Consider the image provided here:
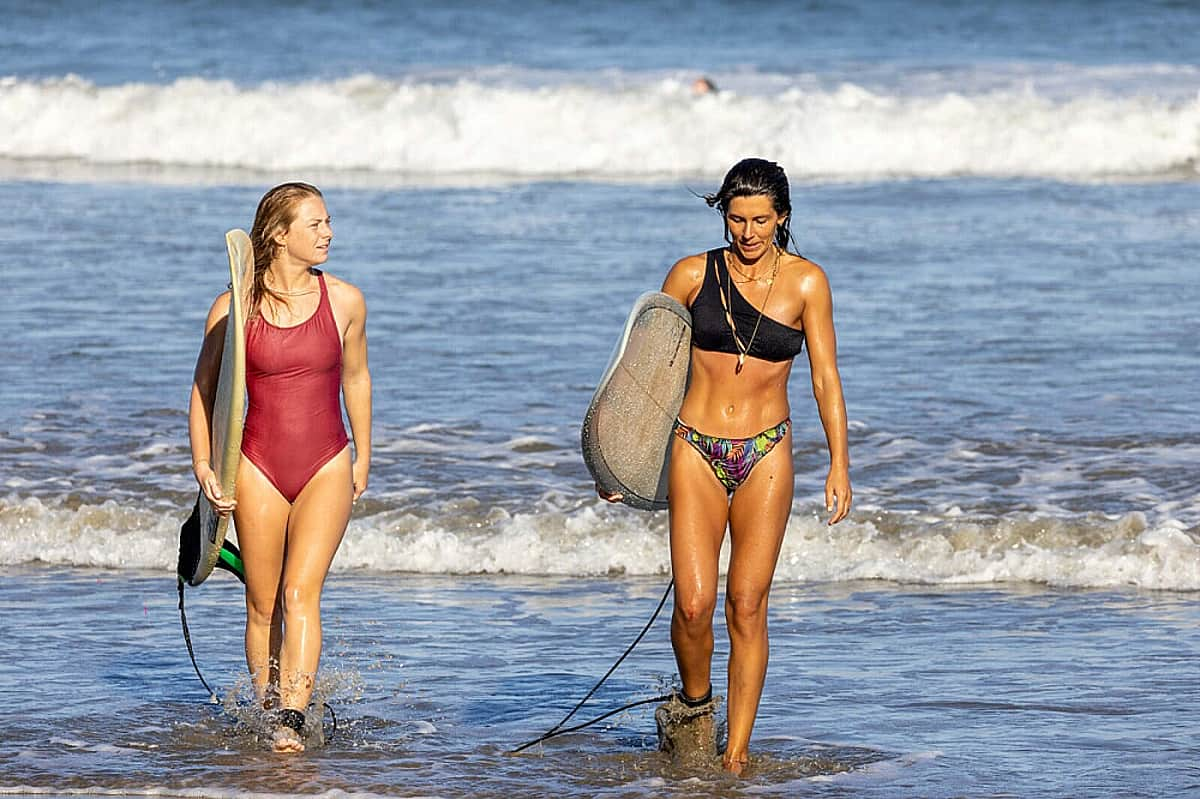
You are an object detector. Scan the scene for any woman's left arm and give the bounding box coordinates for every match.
[800,265,852,524]
[339,284,372,501]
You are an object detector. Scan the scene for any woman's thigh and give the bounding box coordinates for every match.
[234,456,292,608]
[669,437,731,605]
[282,447,353,592]
[727,436,793,600]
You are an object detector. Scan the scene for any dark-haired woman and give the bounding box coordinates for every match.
[189,182,372,753]
[635,158,851,773]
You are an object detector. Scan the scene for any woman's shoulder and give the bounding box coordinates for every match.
[321,271,364,299]
[320,270,367,316]
[206,288,233,317]
[665,250,710,281]
[661,251,709,302]
[779,251,830,294]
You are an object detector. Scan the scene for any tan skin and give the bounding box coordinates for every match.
[601,194,850,774]
[189,196,372,753]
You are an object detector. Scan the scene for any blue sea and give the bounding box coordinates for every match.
[1,1,1198,797]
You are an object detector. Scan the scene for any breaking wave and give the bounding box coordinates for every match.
[3,495,1197,591]
[1,69,1196,183]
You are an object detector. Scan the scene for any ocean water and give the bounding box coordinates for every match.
[1,1,1198,797]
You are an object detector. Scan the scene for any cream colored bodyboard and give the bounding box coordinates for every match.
[189,229,252,585]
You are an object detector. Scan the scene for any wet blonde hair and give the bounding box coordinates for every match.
[247,181,324,318]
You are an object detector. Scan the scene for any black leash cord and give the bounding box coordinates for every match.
[509,693,673,754]
[509,578,674,754]
[178,578,219,703]
[323,701,338,739]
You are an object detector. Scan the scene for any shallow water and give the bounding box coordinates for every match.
[2,568,1199,797]
[2,2,1199,796]
[2,178,1197,591]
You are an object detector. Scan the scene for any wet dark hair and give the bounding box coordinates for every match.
[704,158,793,251]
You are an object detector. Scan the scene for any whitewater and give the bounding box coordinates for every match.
[2,66,1197,182]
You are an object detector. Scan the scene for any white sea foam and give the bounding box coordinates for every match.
[47,737,133,755]
[3,495,1197,591]
[0,72,1196,184]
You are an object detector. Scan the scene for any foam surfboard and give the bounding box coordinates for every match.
[582,292,691,510]
[178,229,252,587]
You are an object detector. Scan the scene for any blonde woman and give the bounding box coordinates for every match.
[189,182,371,752]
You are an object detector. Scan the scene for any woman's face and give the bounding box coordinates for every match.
[275,195,332,267]
[725,194,784,262]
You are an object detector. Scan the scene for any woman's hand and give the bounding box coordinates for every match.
[352,458,370,502]
[596,484,623,503]
[825,466,851,525]
[194,460,236,516]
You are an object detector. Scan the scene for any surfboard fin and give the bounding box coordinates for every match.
[215,539,246,584]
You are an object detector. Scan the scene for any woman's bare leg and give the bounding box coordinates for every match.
[233,458,291,704]
[276,448,353,720]
[668,437,731,701]
[722,435,793,774]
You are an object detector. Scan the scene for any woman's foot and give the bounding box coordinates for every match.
[722,750,749,775]
[272,726,304,753]
[655,687,718,766]
[272,708,306,753]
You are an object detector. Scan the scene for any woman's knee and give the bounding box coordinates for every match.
[245,592,278,628]
[725,588,768,632]
[674,592,718,628]
[279,581,321,619]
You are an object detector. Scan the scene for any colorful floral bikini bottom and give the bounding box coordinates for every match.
[672,418,791,493]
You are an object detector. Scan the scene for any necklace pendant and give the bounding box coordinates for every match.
[735,355,745,374]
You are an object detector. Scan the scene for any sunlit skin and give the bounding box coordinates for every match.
[601,193,851,774]
[189,195,372,753]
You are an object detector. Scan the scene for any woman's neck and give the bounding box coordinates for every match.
[266,260,315,293]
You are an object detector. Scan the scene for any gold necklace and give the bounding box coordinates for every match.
[265,272,318,297]
[726,248,776,285]
[268,286,317,297]
[720,246,781,374]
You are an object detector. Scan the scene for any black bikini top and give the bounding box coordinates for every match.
[690,248,806,362]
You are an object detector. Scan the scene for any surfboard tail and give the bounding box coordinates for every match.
[178,494,245,586]
[177,496,203,585]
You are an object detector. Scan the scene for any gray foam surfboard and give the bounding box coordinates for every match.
[582,292,691,510]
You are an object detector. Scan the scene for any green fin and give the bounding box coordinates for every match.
[215,540,246,584]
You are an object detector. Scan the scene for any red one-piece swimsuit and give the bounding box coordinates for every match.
[241,272,349,503]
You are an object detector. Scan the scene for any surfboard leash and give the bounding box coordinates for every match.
[509,578,674,754]
[177,540,246,703]
[177,577,220,703]
[509,693,672,754]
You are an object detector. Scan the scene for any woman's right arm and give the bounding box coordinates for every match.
[188,292,236,515]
